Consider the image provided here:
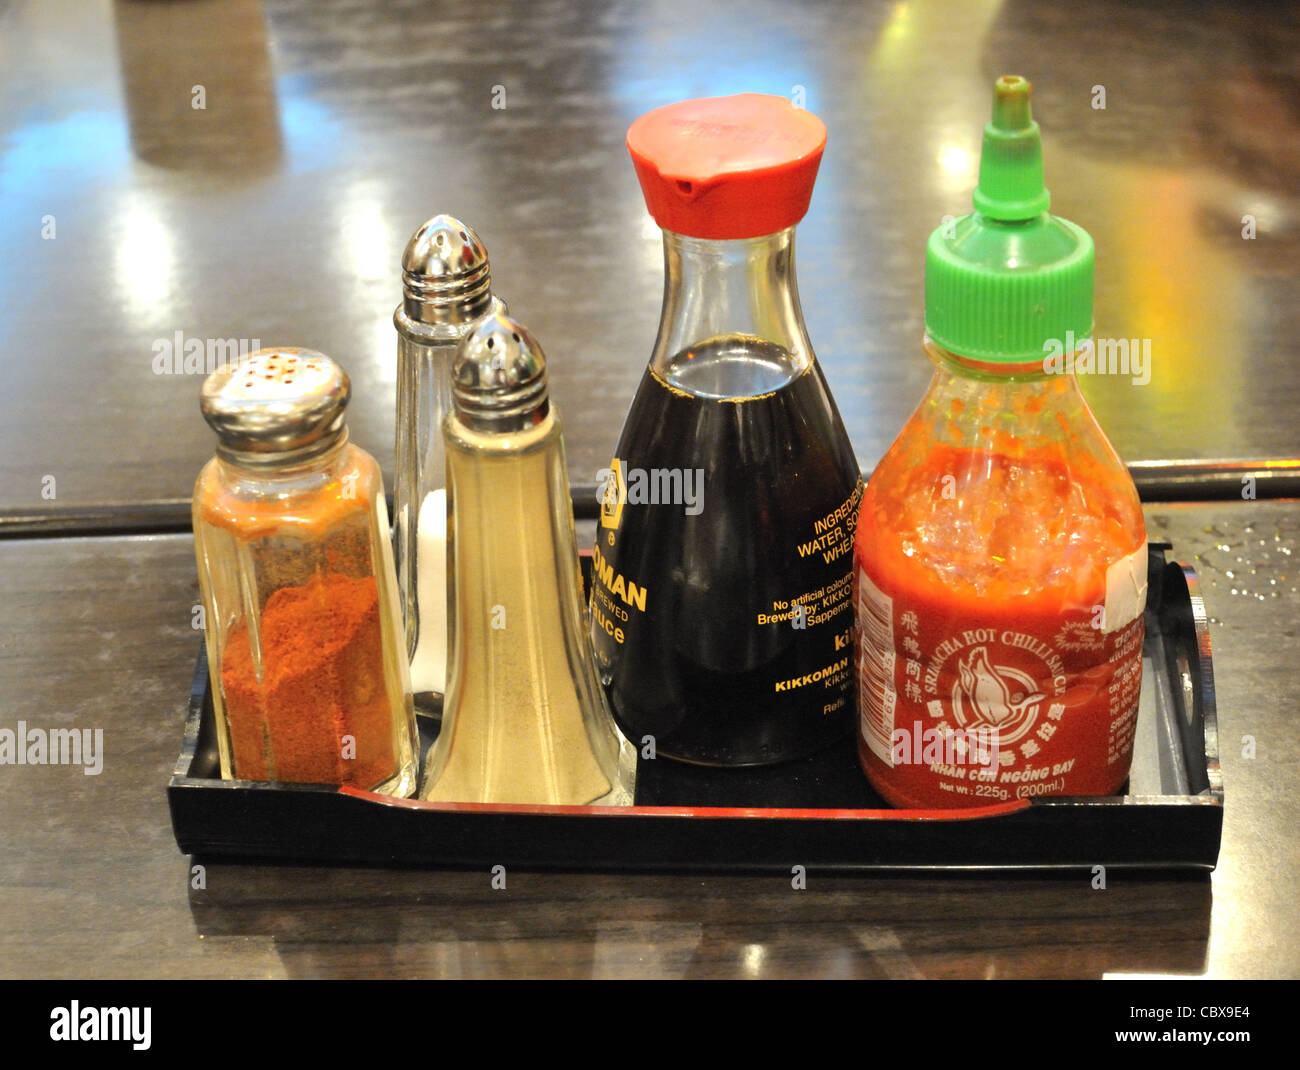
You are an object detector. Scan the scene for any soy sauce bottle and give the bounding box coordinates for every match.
[592,94,862,766]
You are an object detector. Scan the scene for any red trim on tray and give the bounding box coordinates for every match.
[337,785,1032,820]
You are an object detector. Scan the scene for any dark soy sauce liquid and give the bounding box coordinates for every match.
[591,337,862,766]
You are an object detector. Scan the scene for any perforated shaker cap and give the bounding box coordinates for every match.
[452,313,550,433]
[200,348,350,465]
[395,215,494,338]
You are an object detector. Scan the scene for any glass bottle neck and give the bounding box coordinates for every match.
[649,227,814,398]
[216,432,352,492]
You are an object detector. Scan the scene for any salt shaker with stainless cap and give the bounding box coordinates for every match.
[419,314,635,805]
[393,215,507,718]
[192,348,418,796]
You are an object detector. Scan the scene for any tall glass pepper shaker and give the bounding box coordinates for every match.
[193,349,419,795]
[394,215,506,717]
[420,314,635,805]
[591,94,863,767]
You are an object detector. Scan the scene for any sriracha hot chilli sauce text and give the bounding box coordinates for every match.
[853,77,1148,808]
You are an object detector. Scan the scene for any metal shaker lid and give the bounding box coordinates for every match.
[396,214,494,336]
[452,313,550,432]
[200,348,350,466]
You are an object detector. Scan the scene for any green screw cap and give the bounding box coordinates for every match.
[925,75,1094,363]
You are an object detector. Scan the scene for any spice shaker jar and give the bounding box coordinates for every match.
[420,314,635,805]
[193,348,419,796]
[393,216,506,718]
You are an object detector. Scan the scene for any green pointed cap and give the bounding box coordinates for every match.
[925,75,1094,363]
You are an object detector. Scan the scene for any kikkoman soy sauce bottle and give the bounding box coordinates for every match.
[592,94,862,766]
[854,77,1147,808]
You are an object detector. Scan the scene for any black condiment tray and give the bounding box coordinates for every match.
[168,543,1223,873]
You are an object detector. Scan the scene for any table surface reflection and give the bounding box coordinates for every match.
[1,0,1297,514]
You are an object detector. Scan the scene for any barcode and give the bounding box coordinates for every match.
[856,567,896,766]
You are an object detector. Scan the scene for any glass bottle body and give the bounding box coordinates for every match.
[193,439,418,795]
[394,299,505,715]
[591,227,862,766]
[853,341,1147,808]
[421,409,633,805]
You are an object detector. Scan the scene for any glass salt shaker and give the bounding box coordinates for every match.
[420,313,635,805]
[394,216,506,719]
[193,348,418,796]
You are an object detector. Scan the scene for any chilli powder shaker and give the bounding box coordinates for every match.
[193,349,419,796]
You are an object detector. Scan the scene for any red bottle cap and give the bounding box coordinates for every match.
[626,93,827,240]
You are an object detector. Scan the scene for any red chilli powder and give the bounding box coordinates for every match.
[220,572,398,788]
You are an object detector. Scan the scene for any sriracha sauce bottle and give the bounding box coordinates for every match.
[854,77,1147,808]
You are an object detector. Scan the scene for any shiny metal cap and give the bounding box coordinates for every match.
[395,215,494,339]
[200,348,350,466]
[452,313,550,433]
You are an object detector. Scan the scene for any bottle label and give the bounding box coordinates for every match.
[856,562,1145,804]
[1103,544,1148,634]
[590,365,863,765]
[856,567,897,765]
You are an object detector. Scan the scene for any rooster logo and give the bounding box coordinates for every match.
[953,647,1045,744]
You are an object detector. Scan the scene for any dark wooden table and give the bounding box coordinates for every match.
[0,506,1293,979]
[0,0,1296,978]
